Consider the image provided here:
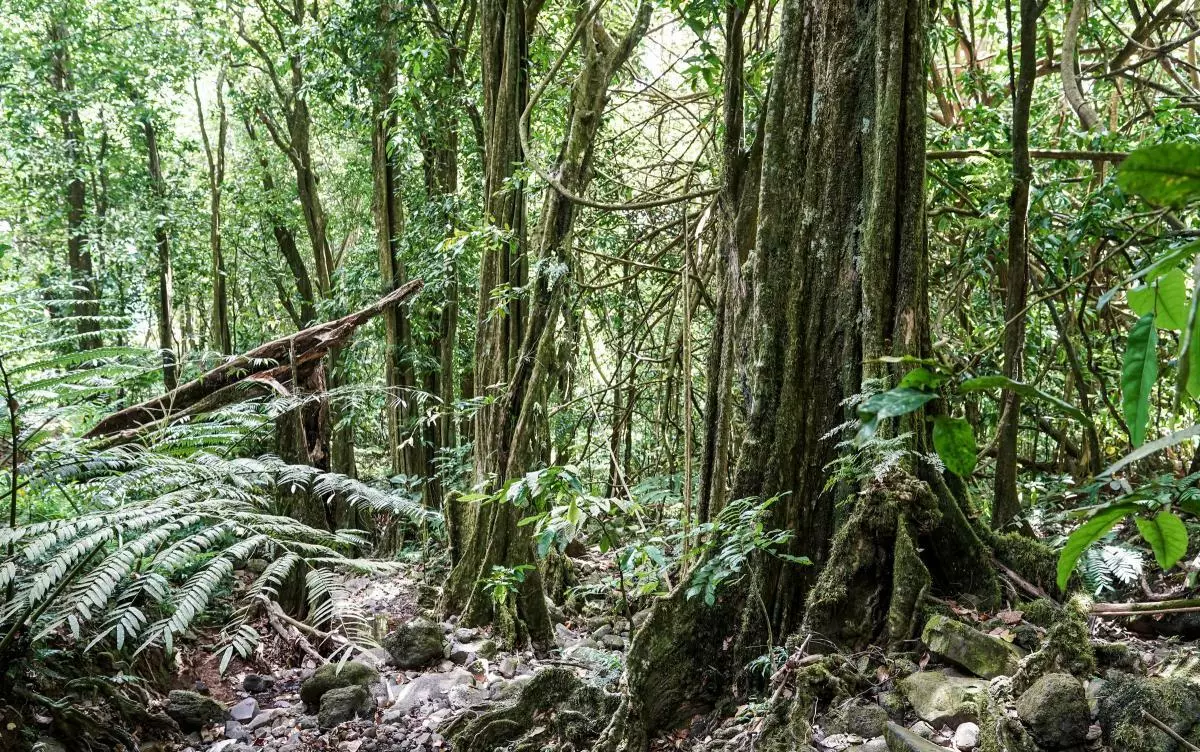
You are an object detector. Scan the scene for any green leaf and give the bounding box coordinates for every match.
[1118,143,1200,207]
[1135,512,1189,570]
[1097,240,1200,311]
[933,417,978,476]
[1057,503,1137,591]
[1129,268,1189,330]
[855,387,937,441]
[1122,313,1159,447]
[898,367,947,390]
[959,374,1089,423]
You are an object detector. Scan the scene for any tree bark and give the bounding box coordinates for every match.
[195,71,232,355]
[697,1,761,522]
[48,18,102,351]
[139,109,177,391]
[598,0,998,746]
[444,0,651,649]
[373,0,411,481]
[994,0,1044,531]
[84,281,422,441]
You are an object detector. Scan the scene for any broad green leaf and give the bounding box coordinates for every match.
[1129,268,1189,330]
[960,374,1089,423]
[1135,512,1189,570]
[933,417,977,476]
[1118,143,1200,207]
[1097,240,1200,311]
[1057,503,1138,591]
[856,387,937,441]
[1178,266,1200,399]
[1121,313,1159,447]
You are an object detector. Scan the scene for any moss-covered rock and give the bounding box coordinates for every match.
[444,667,616,752]
[299,661,380,709]
[166,689,222,731]
[1015,673,1088,750]
[317,684,373,728]
[921,615,1021,679]
[1092,640,1142,672]
[839,702,888,738]
[978,677,1040,752]
[381,617,445,668]
[898,671,987,726]
[1012,596,1094,693]
[1097,672,1200,752]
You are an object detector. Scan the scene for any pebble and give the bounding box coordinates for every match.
[953,722,979,750]
[910,720,935,739]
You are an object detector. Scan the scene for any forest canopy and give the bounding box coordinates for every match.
[3,0,1200,750]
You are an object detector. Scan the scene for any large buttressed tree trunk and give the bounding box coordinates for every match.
[599,0,998,747]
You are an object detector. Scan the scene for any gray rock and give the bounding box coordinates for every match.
[498,655,518,679]
[952,721,979,750]
[229,697,258,722]
[381,618,445,669]
[318,685,373,728]
[1015,673,1089,750]
[909,721,935,739]
[600,634,626,651]
[453,627,479,642]
[207,742,239,752]
[246,707,290,731]
[354,647,394,669]
[447,684,486,709]
[167,690,224,731]
[32,739,68,752]
[448,644,475,665]
[392,669,474,715]
[861,739,888,752]
[842,703,889,738]
[885,722,947,751]
[554,623,578,646]
[300,662,380,708]
[921,615,1021,679]
[224,721,250,741]
[899,671,987,726]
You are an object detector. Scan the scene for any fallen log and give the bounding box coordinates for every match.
[1091,597,1200,617]
[85,279,423,440]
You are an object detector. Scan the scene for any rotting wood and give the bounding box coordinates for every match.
[85,279,423,440]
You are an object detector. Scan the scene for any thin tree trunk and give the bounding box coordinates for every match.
[140,110,177,390]
[195,71,232,355]
[994,0,1044,530]
[444,0,651,650]
[48,19,101,350]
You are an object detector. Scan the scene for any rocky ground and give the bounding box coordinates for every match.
[101,558,1200,752]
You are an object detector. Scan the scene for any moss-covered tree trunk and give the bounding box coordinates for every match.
[443,0,651,649]
[598,0,998,747]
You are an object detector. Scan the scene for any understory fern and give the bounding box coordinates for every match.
[1080,543,1143,596]
[0,287,440,673]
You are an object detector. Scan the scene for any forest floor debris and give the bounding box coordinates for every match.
[104,551,1200,752]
